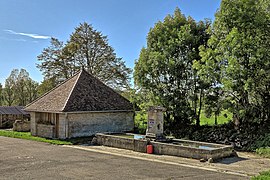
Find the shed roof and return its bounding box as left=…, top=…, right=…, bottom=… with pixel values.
left=24, top=69, right=134, bottom=112
left=0, top=106, right=29, bottom=115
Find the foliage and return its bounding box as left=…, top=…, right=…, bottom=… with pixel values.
left=37, top=38, right=72, bottom=81
left=37, top=77, right=58, bottom=96
left=121, top=87, right=155, bottom=134
left=252, top=170, right=270, bottom=180
left=134, top=8, right=210, bottom=131
left=3, top=69, right=38, bottom=106
left=0, top=130, right=72, bottom=145
left=37, top=22, right=132, bottom=90
left=194, top=0, right=270, bottom=125
left=174, top=122, right=270, bottom=151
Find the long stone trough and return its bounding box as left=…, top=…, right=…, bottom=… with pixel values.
left=96, top=133, right=235, bottom=161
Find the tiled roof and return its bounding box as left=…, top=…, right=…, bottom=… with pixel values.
left=24, top=69, right=134, bottom=112
left=0, top=106, right=29, bottom=115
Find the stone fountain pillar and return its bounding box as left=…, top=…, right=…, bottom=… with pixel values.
left=146, top=106, right=166, bottom=140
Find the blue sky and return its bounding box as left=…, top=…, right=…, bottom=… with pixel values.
left=0, top=0, right=221, bottom=85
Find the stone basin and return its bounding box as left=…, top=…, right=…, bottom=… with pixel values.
left=95, top=133, right=235, bottom=161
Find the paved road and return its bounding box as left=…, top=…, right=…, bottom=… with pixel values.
left=0, top=137, right=248, bottom=180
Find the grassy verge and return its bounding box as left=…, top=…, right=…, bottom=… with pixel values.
left=0, top=130, right=73, bottom=145
left=256, top=147, right=270, bottom=158
left=252, top=170, right=270, bottom=180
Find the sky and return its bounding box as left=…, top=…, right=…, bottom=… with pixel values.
left=0, top=0, right=221, bottom=85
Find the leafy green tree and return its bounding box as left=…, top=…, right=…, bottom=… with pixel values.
left=16, top=69, right=30, bottom=106
left=134, top=8, right=210, bottom=131
left=121, top=86, right=155, bottom=133
left=37, top=22, right=132, bottom=90
left=194, top=0, right=270, bottom=125
left=26, top=79, right=39, bottom=103
left=37, top=77, right=57, bottom=96
left=37, top=38, right=74, bottom=82
left=4, top=69, right=18, bottom=106
left=3, top=69, right=39, bottom=106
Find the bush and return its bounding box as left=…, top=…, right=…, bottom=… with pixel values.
left=134, top=112, right=147, bottom=134
left=171, top=122, right=270, bottom=151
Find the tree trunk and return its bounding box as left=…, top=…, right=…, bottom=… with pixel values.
left=196, top=89, right=203, bottom=127
left=214, top=113, right=217, bottom=125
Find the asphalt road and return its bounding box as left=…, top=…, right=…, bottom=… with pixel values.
left=0, top=136, right=248, bottom=180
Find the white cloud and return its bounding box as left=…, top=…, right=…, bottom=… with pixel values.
left=4, top=29, right=51, bottom=39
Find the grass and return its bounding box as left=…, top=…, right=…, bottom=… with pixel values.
left=200, top=110, right=232, bottom=125
left=0, top=130, right=73, bottom=145
left=252, top=170, right=270, bottom=180
left=256, top=147, right=270, bottom=158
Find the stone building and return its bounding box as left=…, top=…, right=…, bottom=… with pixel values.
left=24, top=69, right=134, bottom=139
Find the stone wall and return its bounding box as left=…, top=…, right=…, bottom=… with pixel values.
left=36, top=124, right=55, bottom=139
left=67, top=111, right=134, bottom=138
left=151, top=141, right=233, bottom=160
left=13, top=120, right=30, bottom=132
left=96, top=133, right=147, bottom=153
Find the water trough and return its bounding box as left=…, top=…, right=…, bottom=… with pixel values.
left=95, top=133, right=234, bottom=161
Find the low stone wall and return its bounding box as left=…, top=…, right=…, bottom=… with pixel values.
left=151, top=141, right=233, bottom=160
left=96, top=133, right=234, bottom=161
left=13, top=120, right=30, bottom=132
left=36, top=124, right=55, bottom=139
left=96, top=133, right=147, bottom=153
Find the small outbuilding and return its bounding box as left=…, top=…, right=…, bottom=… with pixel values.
left=0, top=106, right=30, bottom=128
left=24, top=69, right=134, bottom=139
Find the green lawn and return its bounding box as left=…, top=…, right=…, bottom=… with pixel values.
left=200, top=110, right=232, bottom=125
left=0, top=130, right=73, bottom=145
left=252, top=170, right=270, bottom=180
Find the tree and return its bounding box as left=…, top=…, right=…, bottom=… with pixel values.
left=25, top=79, right=39, bottom=103
left=134, top=8, right=210, bottom=131
left=37, top=22, right=132, bottom=90
left=16, top=69, right=30, bottom=106
left=4, top=69, right=18, bottom=106
left=37, top=77, right=57, bottom=96
left=194, top=0, right=270, bottom=125
left=3, top=69, right=39, bottom=106
left=37, top=38, right=74, bottom=82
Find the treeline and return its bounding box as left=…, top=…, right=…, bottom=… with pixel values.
left=0, top=69, right=38, bottom=106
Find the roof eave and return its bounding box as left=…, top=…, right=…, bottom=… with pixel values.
left=24, top=109, right=134, bottom=114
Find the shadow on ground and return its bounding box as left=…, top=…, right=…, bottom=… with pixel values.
left=218, top=156, right=248, bottom=165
